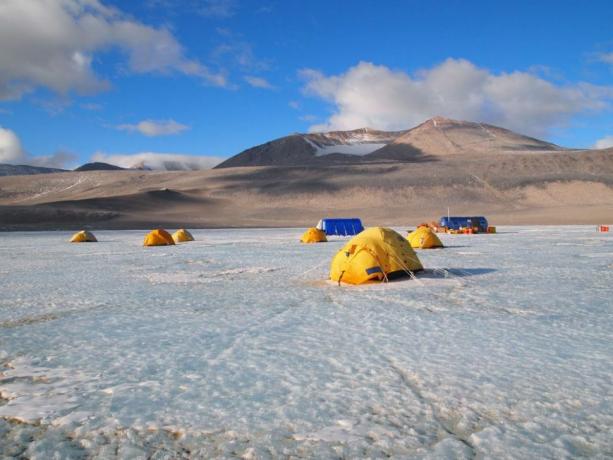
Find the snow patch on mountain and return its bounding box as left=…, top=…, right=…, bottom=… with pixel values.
left=303, top=128, right=405, bottom=157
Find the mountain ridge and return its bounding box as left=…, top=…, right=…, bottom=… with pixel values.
left=215, top=116, right=564, bottom=168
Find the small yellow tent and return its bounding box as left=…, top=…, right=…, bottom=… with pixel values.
left=69, top=230, right=97, bottom=243
left=300, top=227, right=327, bottom=243
left=330, top=227, right=423, bottom=285
left=172, top=228, right=195, bottom=243
left=144, top=228, right=175, bottom=246
left=407, top=226, right=444, bottom=249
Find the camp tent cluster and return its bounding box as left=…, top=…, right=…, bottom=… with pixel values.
left=143, top=228, right=195, bottom=246
left=69, top=214, right=489, bottom=286
left=306, top=212, right=498, bottom=284
left=69, top=228, right=195, bottom=246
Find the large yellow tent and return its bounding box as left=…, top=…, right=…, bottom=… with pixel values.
left=144, top=229, right=175, bottom=246
left=330, top=227, right=423, bottom=285
left=300, top=227, right=327, bottom=243
left=407, top=226, right=444, bottom=249
left=172, top=228, right=195, bottom=243
left=69, top=230, right=97, bottom=243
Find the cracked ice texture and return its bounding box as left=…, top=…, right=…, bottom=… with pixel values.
left=0, top=227, right=612, bottom=458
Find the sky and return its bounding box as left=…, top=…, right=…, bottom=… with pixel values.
left=0, top=0, right=612, bottom=169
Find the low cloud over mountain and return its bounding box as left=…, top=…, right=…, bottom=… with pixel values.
left=92, top=151, right=223, bottom=170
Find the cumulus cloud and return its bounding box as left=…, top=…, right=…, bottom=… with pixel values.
left=244, top=76, right=274, bottom=89
left=300, top=59, right=612, bottom=137
left=0, top=126, right=23, bottom=163
left=117, top=119, right=189, bottom=136
left=92, top=152, right=223, bottom=170
left=0, top=0, right=227, bottom=101
left=594, top=135, right=613, bottom=149
left=0, top=125, right=75, bottom=168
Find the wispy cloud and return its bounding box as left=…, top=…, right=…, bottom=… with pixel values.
left=212, top=42, right=269, bottom=72
left=300, top=59, right=613, bottom=136
left=199, top=0, right=238, bottom=18
left=80, top=103, right=103, bottom=111
left=117, top=119, right=190, bottom=137
left=299, top=114, right=317, bottom=122
left=92, top=152, right=223, bottom=170
left=597, top=52, right=613, bottom=65
left=244, top=76, right=274, bottom=89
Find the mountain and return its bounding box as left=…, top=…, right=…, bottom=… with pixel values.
left=370, top=117, right=562, bottom=161
left=0, top=163, right=67, bottom=176
left=74, top=162, right=126, bottom=172
left=215, top=117, right=563, bottom=168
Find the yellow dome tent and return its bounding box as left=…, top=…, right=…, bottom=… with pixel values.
left=172, top=228, right=195, bottom=243
left=330, top=227, right=423, bottom=285
left=144, top=229, right=175, bottom=246
left=69, top=230, right=97, bottom=243
left=407, top=226, right=444, bottom=249
left=300, top=227, right=327, bottom=243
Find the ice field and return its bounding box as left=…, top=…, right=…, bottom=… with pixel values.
left=1, top=227, right=612, bottom=458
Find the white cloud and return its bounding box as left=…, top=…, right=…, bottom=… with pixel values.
left=92, top=152, right=223, bottom=170
left=80, top=102, right=103, bottom=111
left=300, top=59, right=612, bottom=137
left=598, top=52, right=613, bottom=65
left=200, top=0, right=237, bottom=18
left=117, top=119, right=189, bottom=136
left=0, top=0, right=227, bottom=101
left=0, top=126, right=24, bottom=163
left=0, top=125, right=75, bottom=167
left=299, top=114, right=317, bottom=122
left=244, top=76, right=274, bottom=89
left=288, top=100, right=300, bottom=110
left=594, top=135, right=613, bottom=149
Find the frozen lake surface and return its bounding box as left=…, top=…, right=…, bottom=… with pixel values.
left=1, top=227, right=612, bottom=458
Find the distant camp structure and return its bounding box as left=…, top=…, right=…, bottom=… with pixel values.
left=144, top=229, right=175, bottom=246
left=439, top=216, right=489, bottom=233
left=317, top=218, right=364, bottom=236
left=69, top=230, right=97, bottom=243
left=172, top=229, right=195, bottom=243
left=301, top=227, right=327, bottom=243
left=330, top=227, right=423, bottom=285
left=408, top=226, right=444, bottom=249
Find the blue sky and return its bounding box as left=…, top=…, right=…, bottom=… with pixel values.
left=0, top=0, right=612, bottom=169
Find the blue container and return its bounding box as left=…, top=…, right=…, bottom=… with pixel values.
left=439, top=216, right=488, bottom=232
left=317, top=218, right=364, bottom=236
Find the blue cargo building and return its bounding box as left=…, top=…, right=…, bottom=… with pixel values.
left=440, top=216, right=488, bottom=232
left=316, top=218, right=364, bottom=236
